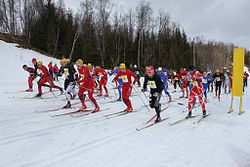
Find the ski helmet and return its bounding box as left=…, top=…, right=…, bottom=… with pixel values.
left=32, top=58, right=37, bottom=63
left=75, top=59, right=83, bottom=66
left=37, top=60, right=43, bottom=66
left=158, top=67, right=163, bottom=71
left=120, top=63, right=126, bottom=69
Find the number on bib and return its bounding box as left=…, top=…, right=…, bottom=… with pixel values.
left=148, top=81, right=157, bottom=89
left=121, top=75, right=128, bottom=82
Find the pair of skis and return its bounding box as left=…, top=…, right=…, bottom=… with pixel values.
left=169, top=113, right=210, bottom=126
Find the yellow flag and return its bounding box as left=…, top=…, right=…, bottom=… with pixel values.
left=232, top=48, right=244, bottom=97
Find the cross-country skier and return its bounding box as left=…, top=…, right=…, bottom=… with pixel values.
left=35, top=60, right=62, bottom=97
left=224, top=70, right=231, bottom=94
left=94, top=66, right=108, bottom=97
left=187, top=66, right=206, bottom=117
left=213, top=69, right=224, bottom=101
left=142, top=66, right=165, bottom=122
left=156, top=67, right=172, bottom=102
left=76, top=59, right=100, bottom=112
left=207, top=72, right=213, bottom=92
left=133, top=64, right=141, bottom=87
left=57, top=58, right=78, bottom=108
left=179, top=68, right=189, bottom=98
left=243, top=71, right=249, bottom=92
left=109, top=66, right=123, bottom=101
left=172, top=70, right=180, bottom=91
left=202, top=71, right=209, bottom=102
left=22, top=65, right=36, bottom=92
left=113, top=63, right=138, bottom=112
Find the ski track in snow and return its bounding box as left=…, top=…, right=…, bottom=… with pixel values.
left=0, top=40, right=250, bottom=167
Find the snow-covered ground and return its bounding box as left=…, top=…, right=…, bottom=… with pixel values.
left=0, top=40, right=250, bottom=167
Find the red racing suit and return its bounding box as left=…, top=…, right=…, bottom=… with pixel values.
left=113, top=69, right=138, bottom=109
left=77, top=66, right=99, bottom=108
left=188, top=70, right=205, bottom=112
left=37, top=65, right=61, bottom=94
left=94, top=68, right=108, bottom=95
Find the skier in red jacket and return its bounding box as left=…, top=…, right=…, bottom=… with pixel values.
left=113, top=63, right=138, bottom=112
left=35, top=60, right=62, bottom=97
left=187, top=66, right=206, bottom=117
left=76, top=59, right=100, bottom=112
left=94, top=66, right=108, bottom=96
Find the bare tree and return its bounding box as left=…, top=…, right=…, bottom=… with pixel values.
left=95, top=0, right=112, bottom=67
left=136, top=0, right=152, bottom=67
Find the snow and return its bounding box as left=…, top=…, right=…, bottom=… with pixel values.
left=0, top=39, right=250, bottom=167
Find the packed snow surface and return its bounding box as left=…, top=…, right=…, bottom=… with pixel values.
left=0, top=40, right=250, bottom=167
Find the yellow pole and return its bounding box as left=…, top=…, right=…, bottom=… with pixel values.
left=239, top=96, right=244, bottom=115
left=228, top=95, right=234, bottom=113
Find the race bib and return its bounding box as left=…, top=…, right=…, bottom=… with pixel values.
left=148, top=81, right=157, bottom=89
left=202, top=79, right=207, bottom=84
left=98, top=73, right=103, bottom=77
left=136, top=71, right=140, bottom=75
left=216, top=77, right=220, bottom=81
left=64, top=68, right=69, bottom=76
left=37, top=69, right=43, bottom=75
left=121, top=75, right=128, bottom=82
left=174, top=77, right=179, bottom=81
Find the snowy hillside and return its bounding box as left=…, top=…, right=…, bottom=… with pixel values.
left=0, top=40, right=250, bottom=167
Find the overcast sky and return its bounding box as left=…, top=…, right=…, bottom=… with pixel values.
left=62, top=0, right=250, bottom=49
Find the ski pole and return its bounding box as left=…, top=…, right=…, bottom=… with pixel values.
left=132, top=85, right=151, bottom=112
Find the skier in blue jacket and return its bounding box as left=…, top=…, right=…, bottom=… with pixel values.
left=202, top=71, right=209, bottom=102
left=109, top=66, right=123, bottom=101
left=156, top=67, right=172, bottom=102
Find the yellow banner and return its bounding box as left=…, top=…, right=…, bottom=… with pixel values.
left=232, top=48, right=244, bottom=97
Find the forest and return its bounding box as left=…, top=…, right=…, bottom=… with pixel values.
left=1, top=0, right=250, bottom=70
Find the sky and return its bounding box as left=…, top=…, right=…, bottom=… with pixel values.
left=61, top=0, right=250, bottom=49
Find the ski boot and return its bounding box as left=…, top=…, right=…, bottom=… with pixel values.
left=168, top=95, right=172, bottom=102
left=203, top=110, right=206, bottom=116
left=186, top=111, right=192, bottom=118
left=155, top=116, right=161, bottom=123
left=35, top=93, right=42, bottom=97
left=104, top=94, right=109, bottom=97
left=117, top=97, right=122, bottom=101
left=124, top=107, right=133, bottom=113
left=92, top=106, right=100, bottom=113
left=63, top=101, right=71, bottom=109
left=79, top=104, right=87, bottom=111
left=25, top=88, right=33, bottom=92
left=60, top=88, right=64, bottom=95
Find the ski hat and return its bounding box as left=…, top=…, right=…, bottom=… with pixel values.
left=87, top=63, right=92, bottom=68
left=120, top=63, right=126, bottom=69
left=37, top=60, right=43, bottom=66
left=22, top=65, right=28, bottom=69
left=146, top=65, right=155, bottom=75
left=75, top=59, right=83, bottom=66
left=134, top=64, right=137, bottom=68
left=158, top=67, right=163, bottom=71
left=32, top=58, right=37, bottom=63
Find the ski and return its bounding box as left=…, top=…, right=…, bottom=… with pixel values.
left=35, top=102, right=80, bottom=113
left=144, top=104, right=170, bottom=124
left=104, top=109, right=139, bottom=119
left=71, top=108, right=111, bottom=118
left=136, top=118, right=168, bottom=131
left=51, top=109, right=93, bottom=117
left=169, top=115, right=199, bottom=126
left=195, top=113, right=211, bottom=124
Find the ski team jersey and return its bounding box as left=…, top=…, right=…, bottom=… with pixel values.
left=78, top=66, right=92, bottom=82
left=156, top=71, right=168, bottom=86
left=213, top=73, right=224, bottom=83
left=113, top=69, right=137, bottom=87
left=143, top=75, right=164, bottom=94
left=189, top=70, right=203, bottom=90
left=58, top=62, right=78, bottom=82
left=94, top=68, right=108, bottom=80
left=38, top=65, right=50, bottom=78
left=26, top=67, right=36, bottom=76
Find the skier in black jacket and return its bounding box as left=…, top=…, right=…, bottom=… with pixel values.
left=57, top=58, right=78, bottom=108
left=142, top=65, right=165, bottom=122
